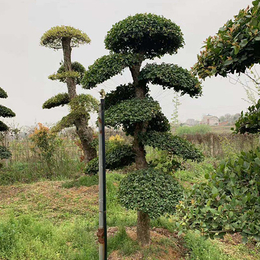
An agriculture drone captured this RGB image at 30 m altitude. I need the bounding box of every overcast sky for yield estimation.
[0,0,256,128]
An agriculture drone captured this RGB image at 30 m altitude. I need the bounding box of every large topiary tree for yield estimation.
[192,0,260,134]
[40,26,98,163]
[82,13,203,245]
[0,87,15,160]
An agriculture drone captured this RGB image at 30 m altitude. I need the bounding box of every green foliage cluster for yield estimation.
[48,71,80,81]
[81,53,141,89]
[139,63,202,97]
[29,123,61,174]
[105,98,161,128]
[40,25,91,49]
[104,84,148,110]
[85,144,135,175]
[47,94,98,133]
[118,168,183,219]
[193,0,260,79]
[42,93,70,109]
[0,146,12,160]
[0,105,16,118]
[0,121,8,131]
[141,131,203,161]
[176,125,211,135]
[57,61,86,85]
[176,147,260,240]
[69,94,99,112]
[105,13,184,59]
[233,99,260,133]
[0,87,15,160]
[0,87,7,98]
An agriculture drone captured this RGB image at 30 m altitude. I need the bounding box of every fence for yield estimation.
[183,132,260,158]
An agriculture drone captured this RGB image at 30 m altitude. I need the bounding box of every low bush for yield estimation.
[176,147,260,241]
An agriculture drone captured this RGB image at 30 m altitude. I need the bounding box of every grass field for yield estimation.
[0,163,259,259]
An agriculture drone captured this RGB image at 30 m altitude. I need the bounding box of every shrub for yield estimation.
[29,123,61,174]
[176,147,260,240]
[118,168,183,219]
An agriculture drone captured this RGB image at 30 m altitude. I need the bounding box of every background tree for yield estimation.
[40,26,98,163]
[177,0,260,240]
[82,13,203,245]
[0,87,15,160]
[192,0,260,133]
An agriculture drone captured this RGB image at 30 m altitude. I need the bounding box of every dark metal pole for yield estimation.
[98,99,107,260]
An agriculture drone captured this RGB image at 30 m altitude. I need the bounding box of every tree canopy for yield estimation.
[40,26,90,49]
[104,13,184,59]
[193,0,260,134]
[193,0,260,79]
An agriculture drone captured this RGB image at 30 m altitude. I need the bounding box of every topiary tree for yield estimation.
[82,13,203,245]
[192,0,260,134]
[0,87,15,160]
[40,26,98,162]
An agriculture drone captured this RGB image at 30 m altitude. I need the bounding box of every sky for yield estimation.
[0,0,256,129]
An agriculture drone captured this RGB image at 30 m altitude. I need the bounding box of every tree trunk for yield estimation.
[130,63,150,246]
[74,117,97,162]
[137,211,150,246]
[61,37,97,163]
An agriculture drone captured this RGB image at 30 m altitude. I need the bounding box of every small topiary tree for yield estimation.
[40,26,98,163]
[82,13,202,245]
[0,87,15,160]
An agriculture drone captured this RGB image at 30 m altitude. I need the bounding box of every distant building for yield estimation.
[201,115,219,126]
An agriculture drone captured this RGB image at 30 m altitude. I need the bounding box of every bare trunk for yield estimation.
[137,211,150,246]
[133,123,148,169]
[130,63,150,246]
[62,38,77,98]
[62,38,97,163]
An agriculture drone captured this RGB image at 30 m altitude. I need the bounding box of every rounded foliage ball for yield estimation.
[118,168,183,219]
[105,13,184,59]
[40,25,91,49]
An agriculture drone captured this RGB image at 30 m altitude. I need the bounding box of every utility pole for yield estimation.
[97,98,107,260]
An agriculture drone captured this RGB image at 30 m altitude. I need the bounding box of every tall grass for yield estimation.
[176,125,212,135]
[0,137,84,185]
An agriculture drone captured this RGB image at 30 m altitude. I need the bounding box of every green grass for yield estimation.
[0,159,84,185]
[62,175,99,188]
[108,226,140,256]
[184,231,235,260]
[0,163,258,259]
[174,158,215,187]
